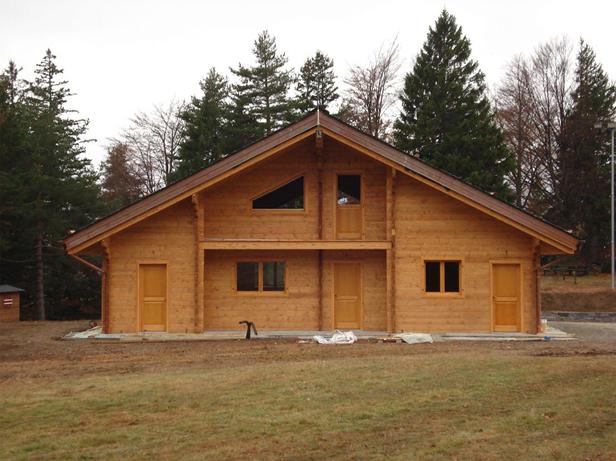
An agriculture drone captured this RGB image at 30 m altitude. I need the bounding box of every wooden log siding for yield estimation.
[394,175,537,333]
[107,201,197,333]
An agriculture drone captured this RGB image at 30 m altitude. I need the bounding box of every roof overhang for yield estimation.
[64,110,579,255]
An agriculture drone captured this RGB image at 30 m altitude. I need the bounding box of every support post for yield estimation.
[386,168,396,333]
[316,129,324,330]
[533,238,542,334]
[192,194,205,332]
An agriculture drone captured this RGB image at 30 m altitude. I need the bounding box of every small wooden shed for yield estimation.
[0,285,24,322]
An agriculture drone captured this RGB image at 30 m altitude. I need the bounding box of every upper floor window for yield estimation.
[252,176,304,210]
[337,175,361,205]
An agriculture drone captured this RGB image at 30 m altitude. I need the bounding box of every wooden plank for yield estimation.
[199,240,392,250]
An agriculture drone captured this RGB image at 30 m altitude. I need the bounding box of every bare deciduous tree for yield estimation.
[528,37,574,206]
[118,99,186,194]
[496,56,542,209]
[496,37,573,215]
[339,40,401,140]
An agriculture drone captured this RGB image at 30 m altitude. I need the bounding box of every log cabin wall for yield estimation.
[394,174,537,333]
[203,250,320,330]
[108,200,197,333]
[201,138,387,241]
[321,250,387,331]
[202,249,387,331]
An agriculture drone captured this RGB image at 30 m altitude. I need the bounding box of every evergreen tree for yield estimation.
[172,68,229,180]
[556,41,616,262]
[296,51,338,112]
[231,30,294,135]
[7,50,102,319]
[394,10,512,198]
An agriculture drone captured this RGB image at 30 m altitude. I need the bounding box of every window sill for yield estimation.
[234,291,289,297]
[422,291,465,299]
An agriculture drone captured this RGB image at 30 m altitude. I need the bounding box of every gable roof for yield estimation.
[64,110,579,254]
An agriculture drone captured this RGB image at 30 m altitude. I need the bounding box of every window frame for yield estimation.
[249,173,307,214]
[421,258,464,297]
[234,259,288,296]
[336,173,362,207]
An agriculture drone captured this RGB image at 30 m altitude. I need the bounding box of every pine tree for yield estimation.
[172,68,229,180]
[394,10,512,198]
[231,30,294,135]
[296,51,338,112]
[556,41,616,262]
[20,50,102,319]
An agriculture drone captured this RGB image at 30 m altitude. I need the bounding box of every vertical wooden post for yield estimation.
[316,129,324,330]
[192,194,205,332]
[533,238,542,334]
[386,168,396,333]
[101,239,111,334]
[385,168,395,333]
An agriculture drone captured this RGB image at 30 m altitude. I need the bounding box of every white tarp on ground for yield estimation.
[395,333,433,344]
[313,330,357,344]
[64,326,102,339]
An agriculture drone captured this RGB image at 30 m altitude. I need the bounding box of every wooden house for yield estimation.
[0,285,24,322]
[64,111,578,334]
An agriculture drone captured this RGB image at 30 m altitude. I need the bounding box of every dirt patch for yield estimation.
[533,348,616,357]
[1,321,616,383]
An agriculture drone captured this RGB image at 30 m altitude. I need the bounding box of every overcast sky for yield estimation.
[2,0,616,165]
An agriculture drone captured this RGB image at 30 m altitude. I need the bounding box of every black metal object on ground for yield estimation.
[239,320,258,339]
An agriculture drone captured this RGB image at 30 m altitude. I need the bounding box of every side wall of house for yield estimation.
[394,174,537,333]
[108,200,197,333]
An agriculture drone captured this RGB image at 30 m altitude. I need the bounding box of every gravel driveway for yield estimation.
[551,321,616,342]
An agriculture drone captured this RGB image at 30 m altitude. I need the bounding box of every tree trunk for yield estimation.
[35,231,45,320]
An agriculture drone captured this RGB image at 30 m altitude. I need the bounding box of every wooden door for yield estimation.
[335,174,362,239]
[492,264,521,332]
[333,263,362,329]
[139,264,167,332]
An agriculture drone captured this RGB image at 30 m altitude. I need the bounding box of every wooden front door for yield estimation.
[139,264,167,332]
[492,263,521,332]
[333,263,362,329]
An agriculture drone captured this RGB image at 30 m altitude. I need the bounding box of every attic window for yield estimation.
[252,176,304,210]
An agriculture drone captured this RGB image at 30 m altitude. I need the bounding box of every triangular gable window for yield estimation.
[252,176,304,210]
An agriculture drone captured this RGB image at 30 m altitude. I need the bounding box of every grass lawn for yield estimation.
[1,322,615,460]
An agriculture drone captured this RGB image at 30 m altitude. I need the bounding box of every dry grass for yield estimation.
[1,322,616,460]
[542,273,612,291]
[542,274,616,312]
